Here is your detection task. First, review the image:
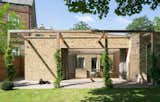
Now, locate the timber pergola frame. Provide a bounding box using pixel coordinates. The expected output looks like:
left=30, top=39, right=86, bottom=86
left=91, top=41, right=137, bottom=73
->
left=8, top=29, right=157, bottom=52
left=8, top=29, right=109, bottom=79
left=8, top=30, right=110, bottom=53
left=8, top=29, right=157, bottom=46
left=8, top=29, right=158, bottom=60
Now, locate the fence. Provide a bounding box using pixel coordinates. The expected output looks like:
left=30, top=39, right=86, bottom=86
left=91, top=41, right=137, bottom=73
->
left=0, top=54, right=24, bottom=81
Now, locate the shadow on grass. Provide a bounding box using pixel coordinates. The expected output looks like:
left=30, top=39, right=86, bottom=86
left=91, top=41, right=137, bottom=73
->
left=81, top=88, right=160, bottom=102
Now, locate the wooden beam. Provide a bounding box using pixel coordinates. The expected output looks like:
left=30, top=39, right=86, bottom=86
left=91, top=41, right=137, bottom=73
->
left=97, top=33, right=105, bottom=48
left=93, top=30, right=159, bottom=33
left=98, top=33, right=105, bottom=41
left=9, top=29, right=160, bottom=34
left=104, top=33, right=108, bottom=54
left=8, top=29, right=97, bottom=34
left=59, top=33, right=70, bottom=48
left=25, top=36, right=100, bottom=39
left=68, top=48, right=105, bottom=54
left=56, top=33, right=60, bottom=49
left=98, top=41, right=105, bottom=48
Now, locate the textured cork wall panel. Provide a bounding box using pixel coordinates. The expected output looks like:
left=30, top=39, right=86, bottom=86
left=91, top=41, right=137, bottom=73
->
left=129, top=34, right=140, bottom=81
left=25, top=39, right=57, bottom=81
left=108, top=38, right=129, bottom=48
left=139, top=33, right=151, bottom=81
left=62, top=38, right=104, bottom=48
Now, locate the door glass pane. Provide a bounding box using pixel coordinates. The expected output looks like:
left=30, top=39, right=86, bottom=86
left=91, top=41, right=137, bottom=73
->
left=92, top=57, right=97, bottom=72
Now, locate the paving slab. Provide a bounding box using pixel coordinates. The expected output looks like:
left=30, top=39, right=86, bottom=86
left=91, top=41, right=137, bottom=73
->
left=13, top=78, right=152, bottom=89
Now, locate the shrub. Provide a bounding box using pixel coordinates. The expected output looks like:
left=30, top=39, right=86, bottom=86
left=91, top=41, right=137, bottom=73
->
left=101, top=52, right=112, bottom=88
left=4, top=48, right=16, bottom=81
left=54, top=49, right=63, bottom=88
left=151, top=53, right=160, bottom=86
left=1, top=80, right=14, bottom=90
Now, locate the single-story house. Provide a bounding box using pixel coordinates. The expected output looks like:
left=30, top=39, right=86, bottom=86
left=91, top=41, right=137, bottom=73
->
left=8, top=30, right=160, bottom=82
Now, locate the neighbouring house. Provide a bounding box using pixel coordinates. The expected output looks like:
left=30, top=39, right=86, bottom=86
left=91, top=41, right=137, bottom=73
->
left=0, top=0, right=37, bottom=29
left=8, top=30, right=160, bottom=82
left=0, top=0, right=37, bottom=81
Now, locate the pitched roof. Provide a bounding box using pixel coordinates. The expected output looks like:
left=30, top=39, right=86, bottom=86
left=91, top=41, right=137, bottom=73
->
left=0, top=0, right=34, bottom=6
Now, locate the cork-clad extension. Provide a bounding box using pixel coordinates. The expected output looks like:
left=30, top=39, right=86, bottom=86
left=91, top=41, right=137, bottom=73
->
left=8, top=30, right=160, bottom=82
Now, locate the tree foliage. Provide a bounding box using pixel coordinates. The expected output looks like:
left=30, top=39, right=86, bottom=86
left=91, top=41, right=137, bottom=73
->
left=71, top=21, right=91, bottom=30
left=4, top=47, right=16, bottom=81
left=54, top=49, right=63, bottom=88
left=153, top=17, right=160, bottom=32
left=64, top=0, right=160, bottom=19
left=126, top=16, right=153, bottom=30
left=151, top=53, right=160, bottom=86
left=101, top=52, right=112, bottom=88
left=0, top=3, right=24, bottom=53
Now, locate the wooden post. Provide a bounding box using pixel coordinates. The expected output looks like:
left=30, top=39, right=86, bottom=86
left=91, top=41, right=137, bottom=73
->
left=57, top=33, right=60, bottom=49
left=7, top=31, right=10, bottom=47
left=104, top=32, right=108, bottom=54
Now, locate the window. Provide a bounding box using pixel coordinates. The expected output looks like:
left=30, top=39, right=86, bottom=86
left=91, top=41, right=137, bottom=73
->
left=91, top=57, right=97, bottom=72
left=8, top=14, right=20, bottom=27
left=76, top=57, right=84, bottom=68
left=12, top=47, right=20, bottom=56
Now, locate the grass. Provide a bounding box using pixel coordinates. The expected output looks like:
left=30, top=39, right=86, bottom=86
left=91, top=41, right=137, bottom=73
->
left=0, top=88, right=160, bottom=102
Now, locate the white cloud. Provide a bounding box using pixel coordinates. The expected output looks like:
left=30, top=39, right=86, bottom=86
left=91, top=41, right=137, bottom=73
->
left=75, top=15, right=94, bottom=23
left=114, top=17, right=132, bottom=25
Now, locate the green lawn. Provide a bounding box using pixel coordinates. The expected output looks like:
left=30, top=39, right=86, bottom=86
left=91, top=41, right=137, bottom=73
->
left=0, top=88, right=160, bottom=102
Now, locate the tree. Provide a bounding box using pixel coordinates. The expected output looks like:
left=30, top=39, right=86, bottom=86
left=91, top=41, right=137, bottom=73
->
left=0, top=3, right=24, bottom=53
left=54, top=49, right=63, bottom=88
left=101, top=52, right=112, bottom=88
left=64, top=0, right=160, bottom=19
left=126, top=16, right=153, bottom=30
left=153, top=17, right=160, bottom=32
left=71, top=21, right=91, bottom=30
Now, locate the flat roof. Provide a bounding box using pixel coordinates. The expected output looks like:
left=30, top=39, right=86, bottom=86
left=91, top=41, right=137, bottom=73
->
left=8, top=29, right=159, bottom=33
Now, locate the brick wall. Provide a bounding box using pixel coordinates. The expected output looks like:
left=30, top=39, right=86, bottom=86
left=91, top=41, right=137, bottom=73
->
left=10, top=4, right=31, bottom=29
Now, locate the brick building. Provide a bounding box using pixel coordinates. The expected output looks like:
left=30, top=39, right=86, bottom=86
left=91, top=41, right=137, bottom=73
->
left=0, top=0, right=37, bottom=29
left=0, top=0, right=36, bottom=81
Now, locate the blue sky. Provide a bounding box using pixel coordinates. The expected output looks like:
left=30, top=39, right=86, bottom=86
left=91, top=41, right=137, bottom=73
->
left=35, top=0, right=160, bottom=30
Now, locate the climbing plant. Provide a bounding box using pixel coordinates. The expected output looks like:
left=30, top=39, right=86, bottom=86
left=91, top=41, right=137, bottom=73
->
left=4, top=47, right=16, bottom=81
left=101, top=52, right=112, bottom=88
left=54, top=49, right=63, bottom=88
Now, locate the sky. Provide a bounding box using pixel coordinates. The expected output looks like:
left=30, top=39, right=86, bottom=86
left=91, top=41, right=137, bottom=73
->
left=35, top=0, right=160, bottom=30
